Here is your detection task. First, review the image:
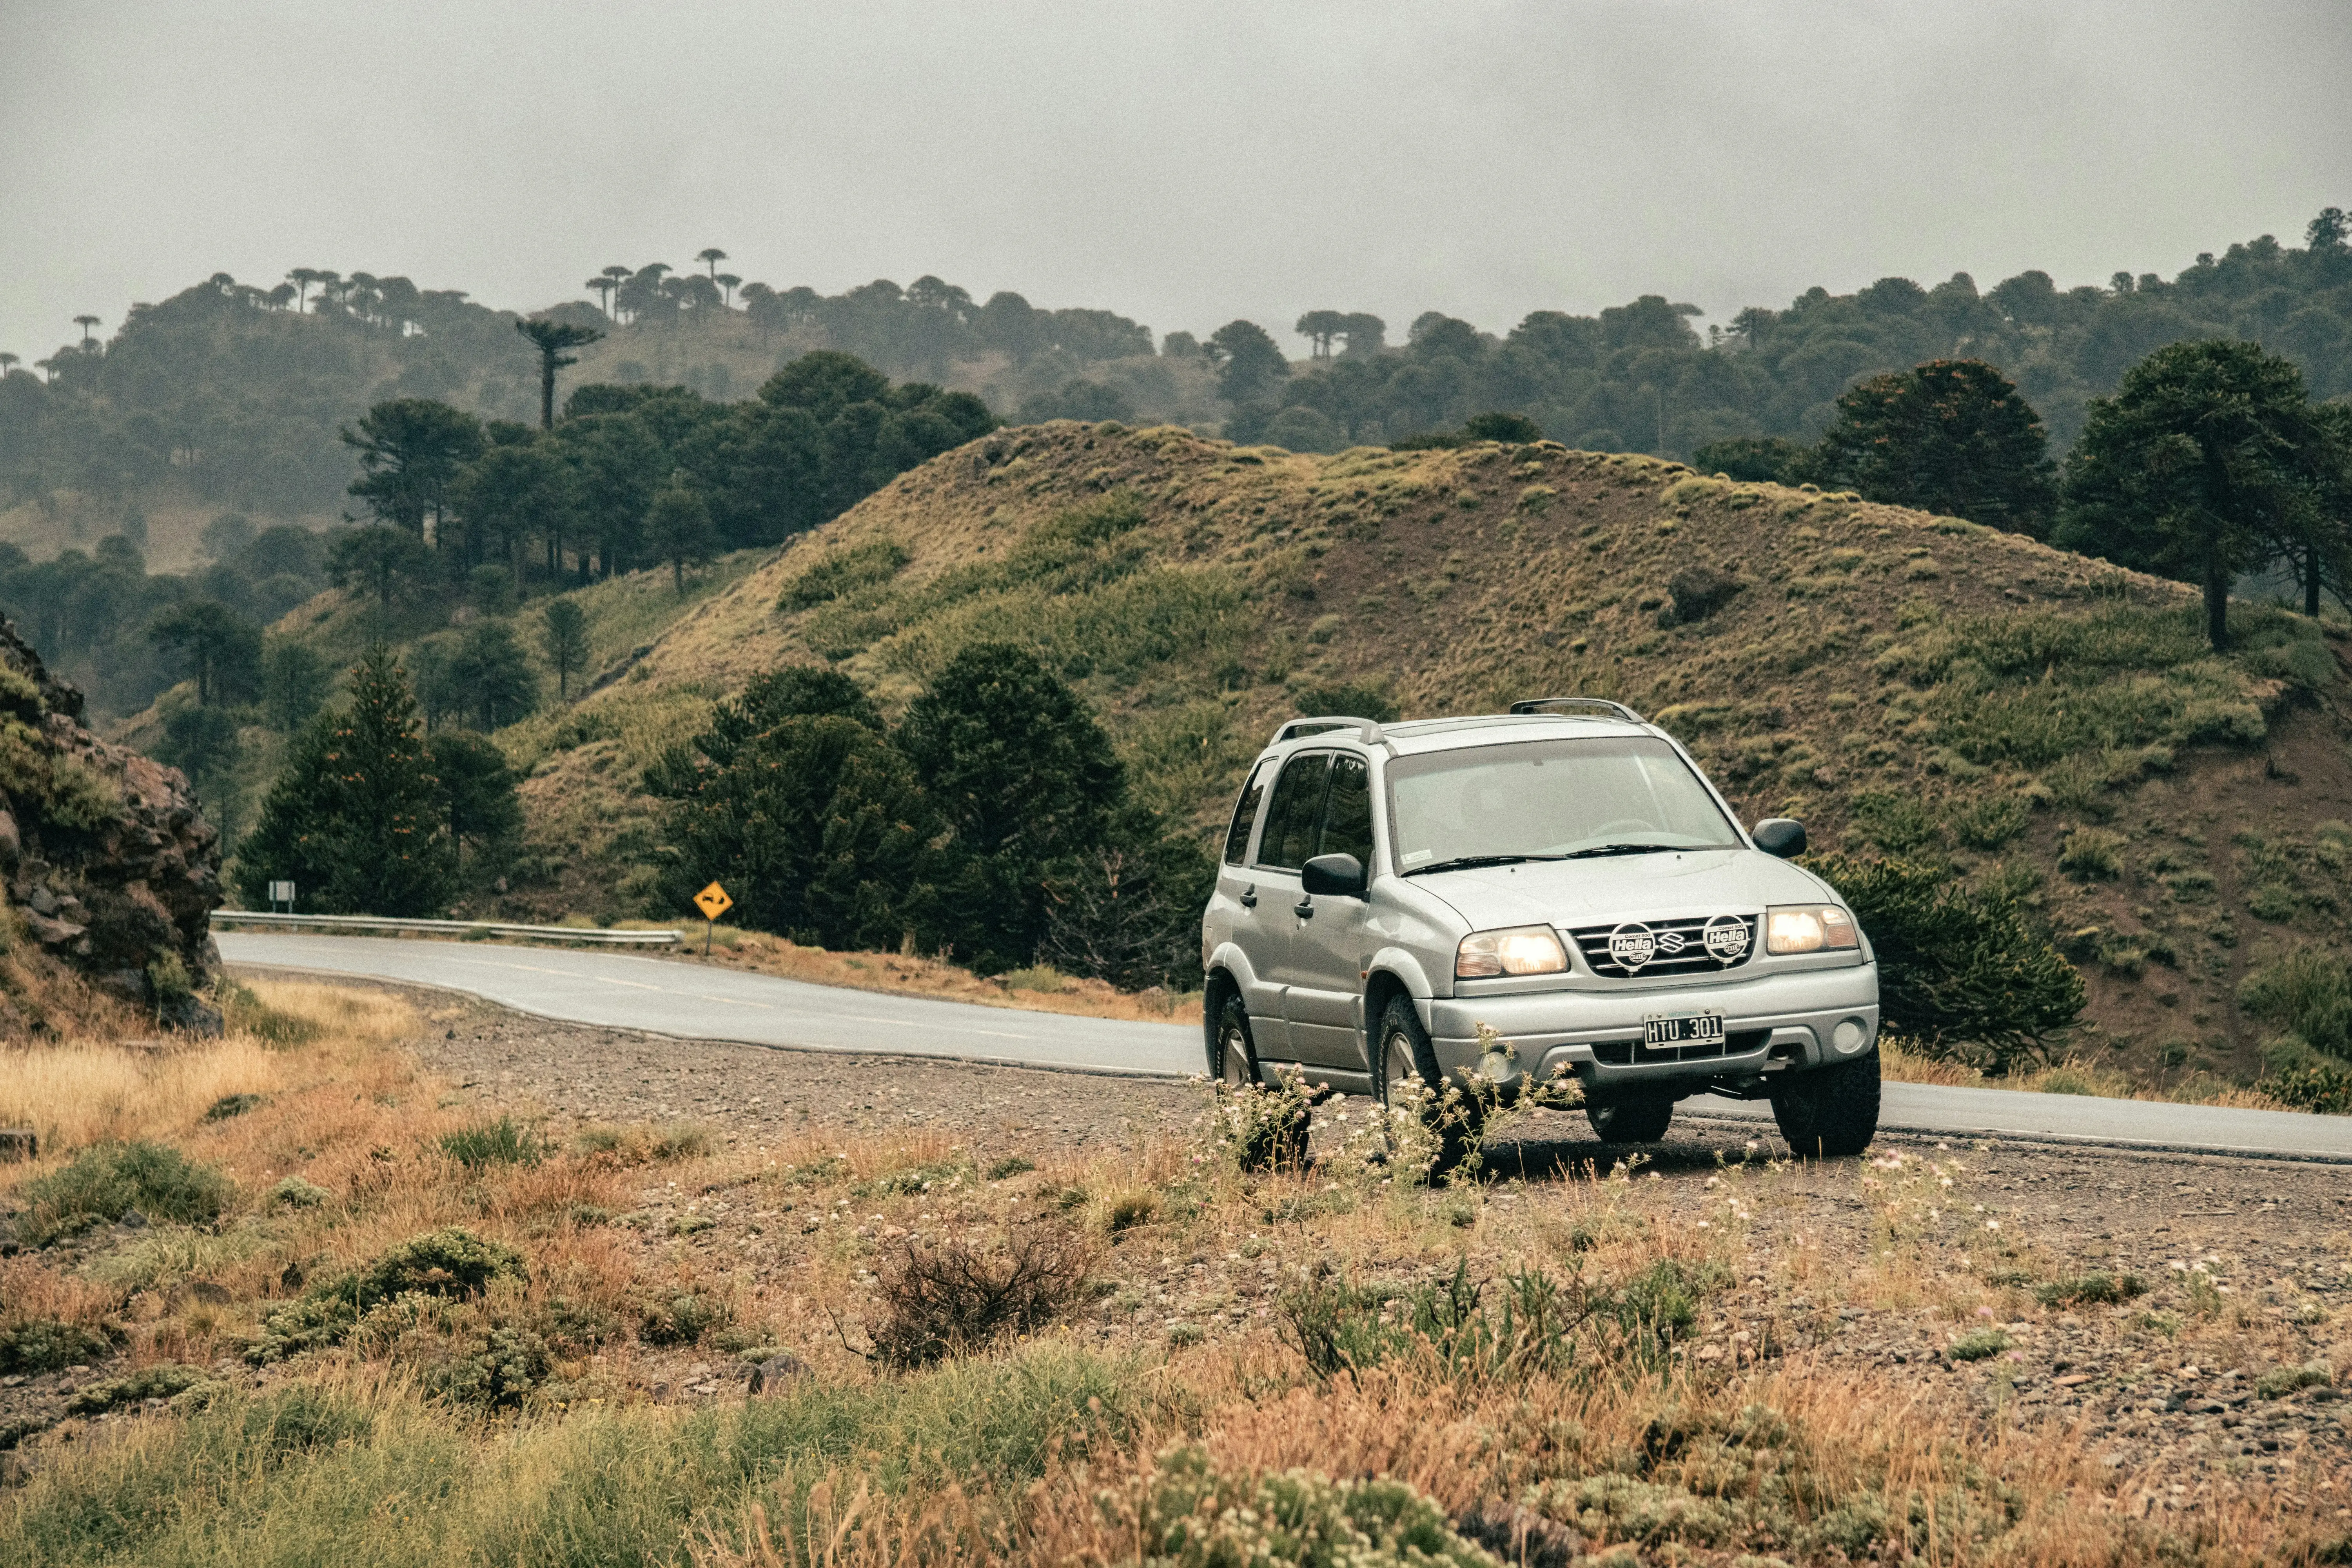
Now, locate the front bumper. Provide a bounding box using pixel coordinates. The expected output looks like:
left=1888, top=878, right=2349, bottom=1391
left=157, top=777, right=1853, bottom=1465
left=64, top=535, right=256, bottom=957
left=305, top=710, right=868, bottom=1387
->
left=1425, top=962, right=1878, bottom=1093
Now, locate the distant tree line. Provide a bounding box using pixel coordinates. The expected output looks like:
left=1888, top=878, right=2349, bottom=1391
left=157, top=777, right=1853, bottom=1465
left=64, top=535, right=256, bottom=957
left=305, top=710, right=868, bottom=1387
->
left=328, top=348, right=996, bottom=599
left=646, top=645, right=1210, bottom=989
left=7, top=211, right=2343, bottom=528
left=1222, top=207, right=2352, bottom=458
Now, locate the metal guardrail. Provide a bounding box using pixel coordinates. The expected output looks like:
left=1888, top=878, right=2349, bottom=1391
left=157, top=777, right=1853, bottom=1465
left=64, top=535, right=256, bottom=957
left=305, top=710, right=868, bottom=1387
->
left=210, top=910, right=682, bottom=946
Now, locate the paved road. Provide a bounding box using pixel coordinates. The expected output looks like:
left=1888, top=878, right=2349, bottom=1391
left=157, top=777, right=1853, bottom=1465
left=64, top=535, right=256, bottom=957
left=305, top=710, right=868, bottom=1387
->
left=220, top=933, right=2352, bottom=1163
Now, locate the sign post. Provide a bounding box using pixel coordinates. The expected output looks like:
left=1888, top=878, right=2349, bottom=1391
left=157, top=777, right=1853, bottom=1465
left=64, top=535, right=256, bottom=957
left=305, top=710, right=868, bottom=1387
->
left=267, top=880, right=296, bottom=915
left=693, top=881, right=733, bottom=956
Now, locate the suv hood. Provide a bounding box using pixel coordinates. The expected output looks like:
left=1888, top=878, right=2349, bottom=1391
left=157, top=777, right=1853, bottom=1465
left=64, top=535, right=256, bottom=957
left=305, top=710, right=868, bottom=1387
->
left=1410, top=849, right=1830, bottom=930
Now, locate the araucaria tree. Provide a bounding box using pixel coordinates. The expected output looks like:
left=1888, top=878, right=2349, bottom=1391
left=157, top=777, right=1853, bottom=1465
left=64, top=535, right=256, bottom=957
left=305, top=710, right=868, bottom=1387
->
left=341, top=398, right=484, bottom=539
left=1808, top=359, right=2058, bottom=535
left=539, top=599, right=588, bottom=700
left=2057, top=339, right=2335, bottom=650
left=516, top=318, right=604, bottom=430
left=236, top=649, right=454, bottom=915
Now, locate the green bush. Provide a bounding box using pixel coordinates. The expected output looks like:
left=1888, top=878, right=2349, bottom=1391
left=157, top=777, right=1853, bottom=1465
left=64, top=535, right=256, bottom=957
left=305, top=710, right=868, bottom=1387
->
left=249, top=1227, right=527, bottom=1363
left=0, top=1319, right=119, bottom=1374
left=65, top=1363, right=212, bottom=1414
left=1809, top=855, right=2085, bottom=1073
left=777, top=539, right=911, bottom=612
left=1948, top=1327, right=2011, bottom=1362
left=1849, top=791, right=1942, bottom=855
left=202, top=1093, right=267, bottom=1122
left=2058, top=828, right=2125, bottom=880
left=2240, top=948, right=2352, bottom=1058
left=438, top=1116, right=544, bottom=1169
left=1129, top=1445, right=1494, bottom=1568
left=2263, top=1062, right=2352, bottom=1114
left=2256, top=1363, right=2334, bottom=1399
left=2034, top=1273, right=2147, bottom=1307
left=16, top=1141, right=234, bottom=1246
left=636, top=1289, right=733, bottom=1347
left=1949, top=795, right=2029, bottom=851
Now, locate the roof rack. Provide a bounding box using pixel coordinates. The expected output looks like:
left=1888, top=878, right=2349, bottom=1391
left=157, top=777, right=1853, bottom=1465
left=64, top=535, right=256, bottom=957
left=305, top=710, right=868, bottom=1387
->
left=1273, top=715, right=1388, bottom=745
left=1507, top=696, right=1646, bottom=723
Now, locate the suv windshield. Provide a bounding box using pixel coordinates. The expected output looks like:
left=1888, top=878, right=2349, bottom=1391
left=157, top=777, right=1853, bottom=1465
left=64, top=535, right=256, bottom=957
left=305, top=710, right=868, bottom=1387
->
left=1387, top=736, right=1740, bottom=872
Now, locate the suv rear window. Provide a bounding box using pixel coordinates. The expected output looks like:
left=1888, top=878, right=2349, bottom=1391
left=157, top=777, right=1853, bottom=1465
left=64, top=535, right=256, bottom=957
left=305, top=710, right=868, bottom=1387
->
left=1222, top=759, right=1272, bottom=866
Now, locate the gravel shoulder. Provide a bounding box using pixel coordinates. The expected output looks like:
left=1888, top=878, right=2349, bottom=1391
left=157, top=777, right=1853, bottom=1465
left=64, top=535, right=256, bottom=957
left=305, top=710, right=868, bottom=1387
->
left=216, top=971, right=2352, bottom=1510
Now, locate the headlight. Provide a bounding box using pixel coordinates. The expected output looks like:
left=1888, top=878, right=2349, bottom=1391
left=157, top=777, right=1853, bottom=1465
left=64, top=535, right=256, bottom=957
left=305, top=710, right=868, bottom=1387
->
left=1456, top=925, right=1568, bottom=978
left=1766, top=904, right=1860, bottom=955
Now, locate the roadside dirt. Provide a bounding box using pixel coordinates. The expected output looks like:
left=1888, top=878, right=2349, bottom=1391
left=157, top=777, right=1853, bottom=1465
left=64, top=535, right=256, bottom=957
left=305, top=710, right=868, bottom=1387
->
left=385, top=985, right=2352, bottom=1503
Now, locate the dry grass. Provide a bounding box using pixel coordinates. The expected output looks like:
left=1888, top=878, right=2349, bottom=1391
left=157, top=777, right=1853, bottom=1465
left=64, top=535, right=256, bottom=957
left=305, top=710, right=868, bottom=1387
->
left=673, top=929, right=1203, bottom=1023
left=6, top=982, right=2350, bottom=1565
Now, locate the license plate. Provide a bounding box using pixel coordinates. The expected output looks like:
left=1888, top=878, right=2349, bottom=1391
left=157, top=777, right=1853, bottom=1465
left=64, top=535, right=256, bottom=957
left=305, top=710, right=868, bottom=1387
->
left=1644, top=1013, right=1725, bottom=1048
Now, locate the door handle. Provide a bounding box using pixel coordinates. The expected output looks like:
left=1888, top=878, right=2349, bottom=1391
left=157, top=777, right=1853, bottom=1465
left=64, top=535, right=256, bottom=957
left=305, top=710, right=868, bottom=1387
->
left=1294, top=897, right=1315, bottom=919
left=1239, top=884, right=1257, bottom=909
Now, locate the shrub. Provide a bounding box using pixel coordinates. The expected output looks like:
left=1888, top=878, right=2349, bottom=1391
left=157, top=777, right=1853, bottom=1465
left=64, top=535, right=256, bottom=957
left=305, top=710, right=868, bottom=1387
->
left=866, top=1224, right=1093, bottom=1368
left=2256, top=1363, right=2334, bottom=1399
left=220, top=981, right=323, bottom=1046
left=16, top=1140, right=234, bottom=1245
left=1122, top=1445, right=1494, bottom=1568
left=201, top=1093, right=267, bottom=1122
left=0, top=1319, right=119, bottom=1374
left=2058, top=828, right=2125, bottom=880
left=1809, top=855, right=2085, bottom=1073
left=2263, top=1063, right=2352, bottom=1114
left=1948, top=1327, right=2011, bottom=1362
left=438, top=1116, right=544, bottom=1169
left=255, top=1175, right=334, bottom=1213
left=778, top=539, right=910, bottom=612
left=1849, top=791, right=1942, bottom=855
left=2240, top=949, right=2352, bottom=1059
left=249, top=1227, right=526, bottom=1363
left=65, top=1363, right=211, bottom=1414
left=636, top=1290, right=733, bottom=1347
left=985, top=1156, right=1036, bottom=1180
left=2035, top=1273, right=2147, bottom=1307
left=1949, top=795, right=2029, bottom=851
left=1288, top=682, right=1399, bottom=724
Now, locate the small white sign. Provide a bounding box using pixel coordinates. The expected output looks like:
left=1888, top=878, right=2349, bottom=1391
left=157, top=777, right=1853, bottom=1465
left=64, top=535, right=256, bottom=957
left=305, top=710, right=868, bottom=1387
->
left=268, top=881, right=296, bottom=904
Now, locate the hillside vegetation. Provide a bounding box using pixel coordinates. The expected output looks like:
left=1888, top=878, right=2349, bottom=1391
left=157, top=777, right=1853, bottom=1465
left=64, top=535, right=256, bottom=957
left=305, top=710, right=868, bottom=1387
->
left=469, top=421, right=2351, bottom=1086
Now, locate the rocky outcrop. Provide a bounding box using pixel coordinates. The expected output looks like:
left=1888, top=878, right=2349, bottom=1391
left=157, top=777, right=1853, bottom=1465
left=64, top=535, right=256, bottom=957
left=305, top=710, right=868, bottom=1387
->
left=0, top=619, right=221, bottom=1033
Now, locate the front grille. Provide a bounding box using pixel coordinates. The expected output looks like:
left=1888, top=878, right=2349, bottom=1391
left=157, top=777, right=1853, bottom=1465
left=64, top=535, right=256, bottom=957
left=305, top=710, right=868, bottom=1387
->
left=1569, top=913, right=1759, bottom=978
left=1592, top=1028, right=1771, bottom=1066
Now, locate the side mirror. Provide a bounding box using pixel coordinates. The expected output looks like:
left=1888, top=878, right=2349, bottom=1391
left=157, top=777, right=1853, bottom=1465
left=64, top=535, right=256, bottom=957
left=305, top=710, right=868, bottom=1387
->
left=1752, top=818, right=1807, bottom=859
left=1301, top=853, right=1367, bottom=897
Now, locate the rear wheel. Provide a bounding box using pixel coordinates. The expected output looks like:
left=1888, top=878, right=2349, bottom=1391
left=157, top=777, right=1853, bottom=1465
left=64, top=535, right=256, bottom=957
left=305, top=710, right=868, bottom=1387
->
left=1375, top=995, right=1479, bottom=1180
left=1215, top=993, right=1306, bottom=1171
left=1769, top=1050, right=1881, bottom=1158
left=1584, top=1092, right=1675, bottom=1144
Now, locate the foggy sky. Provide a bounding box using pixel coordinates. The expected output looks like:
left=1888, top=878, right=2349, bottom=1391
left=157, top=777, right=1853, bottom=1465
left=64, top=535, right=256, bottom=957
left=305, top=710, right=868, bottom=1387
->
left=4, top=1, right=2348, bottom=364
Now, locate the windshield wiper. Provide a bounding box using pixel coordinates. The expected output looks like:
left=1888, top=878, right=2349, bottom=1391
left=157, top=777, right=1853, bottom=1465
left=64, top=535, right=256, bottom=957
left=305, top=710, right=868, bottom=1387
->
left=1560, top=842, right=1683, bottom=860
left=1401, top=853, right=1568, bottom=878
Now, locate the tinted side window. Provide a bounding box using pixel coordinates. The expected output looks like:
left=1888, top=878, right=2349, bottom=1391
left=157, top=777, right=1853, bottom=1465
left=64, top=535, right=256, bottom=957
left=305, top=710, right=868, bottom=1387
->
left=1255, top=753, right=1332, bottom=870
left=1222, top=760, right=1272, bottom=866
left=1318, top=754, right=1373, bottom=865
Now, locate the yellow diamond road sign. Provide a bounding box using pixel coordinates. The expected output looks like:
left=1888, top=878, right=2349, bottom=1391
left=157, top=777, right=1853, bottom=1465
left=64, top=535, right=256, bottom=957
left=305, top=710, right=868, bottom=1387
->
left=694, top=882, right=733, bottom=921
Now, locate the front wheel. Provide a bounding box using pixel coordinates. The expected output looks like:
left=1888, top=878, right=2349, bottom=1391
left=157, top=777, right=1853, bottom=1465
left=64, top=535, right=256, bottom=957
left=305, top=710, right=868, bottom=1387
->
left=1375, top=995, right=1479, bottom=1180
left=1214, top=992, right=1306, bottom=1171
left=1769, top=1050, right=1881, bottom=1158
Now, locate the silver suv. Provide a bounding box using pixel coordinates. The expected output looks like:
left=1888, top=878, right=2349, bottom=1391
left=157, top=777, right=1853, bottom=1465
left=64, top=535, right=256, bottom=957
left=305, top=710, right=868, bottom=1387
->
left=1200, top=699, right=1881, bottom=1161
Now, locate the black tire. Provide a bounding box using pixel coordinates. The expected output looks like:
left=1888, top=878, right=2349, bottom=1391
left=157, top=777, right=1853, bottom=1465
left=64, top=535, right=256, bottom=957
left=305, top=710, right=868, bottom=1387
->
left=1375, top=995, right=1478, bottom=1179
left=1769, top=1050, right=1882, bottom=1158
left=1584, top=1092, right=1675, bottom=1144
left=1215, top=992, right=1306, bottom=1171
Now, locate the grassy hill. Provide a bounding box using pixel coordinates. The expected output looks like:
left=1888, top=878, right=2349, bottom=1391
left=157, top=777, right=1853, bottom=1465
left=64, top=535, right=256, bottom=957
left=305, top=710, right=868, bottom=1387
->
left=235, top=421, right=2352, bottom=1085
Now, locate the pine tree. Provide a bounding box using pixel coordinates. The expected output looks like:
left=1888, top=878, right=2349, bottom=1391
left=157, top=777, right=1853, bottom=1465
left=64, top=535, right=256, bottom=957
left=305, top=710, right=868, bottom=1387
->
left=234, top=649, right=454, bottom=915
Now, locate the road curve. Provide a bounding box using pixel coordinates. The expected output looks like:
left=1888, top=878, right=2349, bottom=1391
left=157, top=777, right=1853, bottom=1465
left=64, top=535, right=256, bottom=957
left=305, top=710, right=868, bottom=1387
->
left=220, top=932, right=2352, bottom=1163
